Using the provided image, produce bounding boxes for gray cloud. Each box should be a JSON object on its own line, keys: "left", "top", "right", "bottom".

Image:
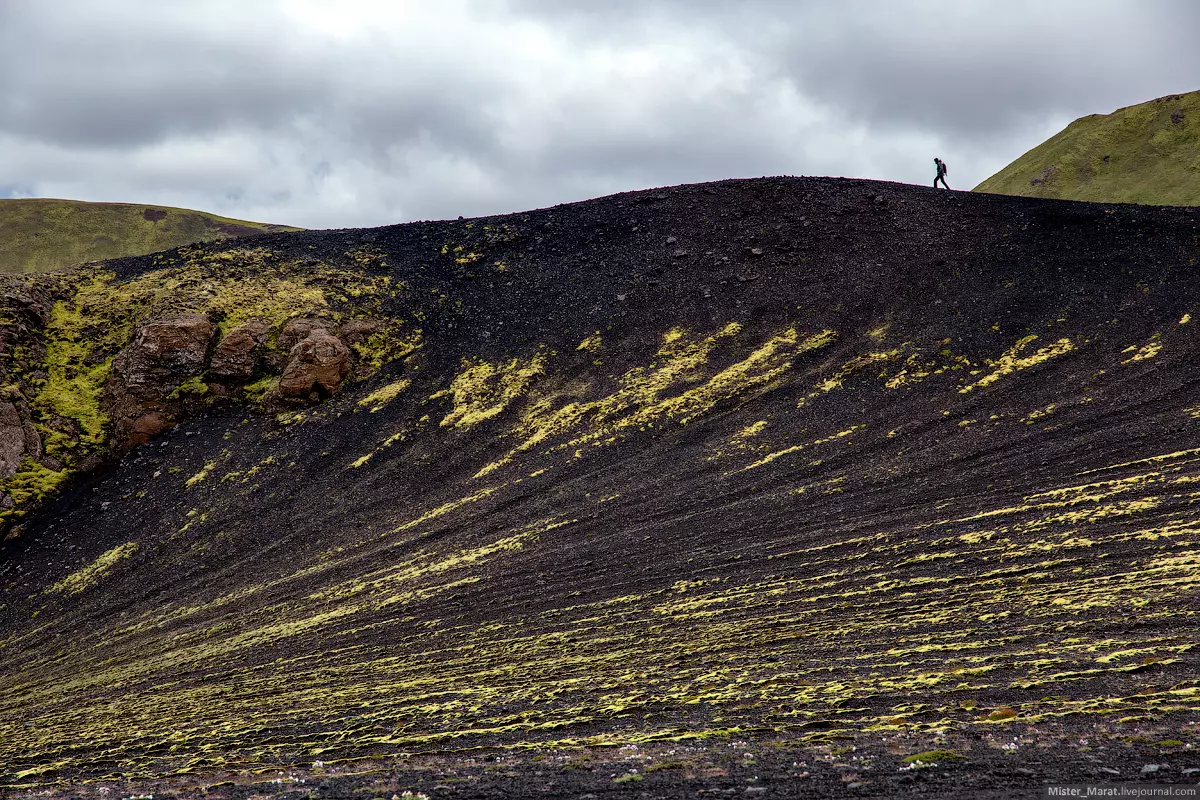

{"left": 0, "top": 1, "right": 1195, "bottom": 228}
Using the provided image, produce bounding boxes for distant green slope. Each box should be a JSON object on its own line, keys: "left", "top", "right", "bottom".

{"left": 974, "top": 90, "right": 1200, "bottom": 205}
{"left": 0, "top": 199, "right": 301, "bottom": 273}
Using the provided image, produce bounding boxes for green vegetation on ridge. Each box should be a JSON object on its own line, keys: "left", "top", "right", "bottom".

{"left": 975, "top": 90, "right": 1200, "bottom": 205}
{"left": 0, "top": 198, "right": 301, "bottom": 274}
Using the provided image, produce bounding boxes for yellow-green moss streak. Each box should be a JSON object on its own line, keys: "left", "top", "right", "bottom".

{"left": 472, "top": 325, "right": 835, "bottom": 479}
{"left": 433, "top": 353, "right": 548, "bottom": 430}
{"left": 35, "top": 282, "right": 115, "bottom": 452}
{"left": 47, "top": 541, "right": 138, "bottom": 596}
{"left": 358, "top": 380, "right": 412, "bottom": 413}
{"left": 960, "top": 335, "right": 1075, "bottom": 393}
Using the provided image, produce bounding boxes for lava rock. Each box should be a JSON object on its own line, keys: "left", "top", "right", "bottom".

{"left": 338, "top": 318, "right": 382, "bottom": 347}
{"left": 279, "top": 330, "right": 351, "bottom": 398}
{"left": 209, "top": 320, "right": 270, "bottom": 381}
{"left": 106, "top": 313, "right": 215, "bottom": 449}
{"left": 279, "top": 318, "right": 331, "bottom": 354}
{"left": 0, "top": 401, "right": 34, "bottom": 478}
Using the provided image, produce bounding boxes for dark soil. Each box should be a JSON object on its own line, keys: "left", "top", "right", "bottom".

{"left": 3, "top": 177, "right": 1200, "bottom": 798}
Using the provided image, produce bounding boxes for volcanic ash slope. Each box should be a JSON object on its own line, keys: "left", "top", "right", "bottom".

{"left": 1, "top": 177, "right": 1200, "bottom": 786}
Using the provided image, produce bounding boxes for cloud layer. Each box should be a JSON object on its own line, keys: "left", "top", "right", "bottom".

{"left": 1, "top": 0, "right": 1196, "bottom": 228}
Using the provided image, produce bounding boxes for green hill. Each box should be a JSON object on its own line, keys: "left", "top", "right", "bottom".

{"left": 974, "top": 90, "right": 1200, "bottom": 205}
{"left": 0, "top": 198, "right": 301, "bottom": 273}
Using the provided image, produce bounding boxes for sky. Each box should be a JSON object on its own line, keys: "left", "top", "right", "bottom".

{"left": 1, "top": 0, "right": 1197, "bottom": 229}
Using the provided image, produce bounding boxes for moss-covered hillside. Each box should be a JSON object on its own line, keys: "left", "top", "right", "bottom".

{"left": 0, "top": 198, "right": 301, "bottom": 274}
{"left": 2, "top": 178, "right": 1200, "bottom": 796}
{"left": 975, "top": 90, "right": 1200, "bottom": 206}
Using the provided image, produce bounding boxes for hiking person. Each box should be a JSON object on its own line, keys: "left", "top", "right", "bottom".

{"left": 934, "top": 157, "right": 949, "bottom": 189}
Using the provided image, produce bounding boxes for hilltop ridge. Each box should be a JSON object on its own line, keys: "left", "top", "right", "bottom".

{"left": 2, "top": 176, "right": 1200, "bottom": 797}
{"left": 0, "top": 198, "right": 301, "bottom": 274}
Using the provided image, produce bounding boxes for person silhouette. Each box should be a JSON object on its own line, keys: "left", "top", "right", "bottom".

{"left": 934, "top": 158, "right": 950, "bottom": 189}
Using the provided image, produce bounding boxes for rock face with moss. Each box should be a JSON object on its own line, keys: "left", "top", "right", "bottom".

{"left": 208, "top": 320, "right": 270, "bottom": 381}
{"left": 107, "top": 313, "right": 216, "bottom": 447}
{"left": 4, "top": 177, "right": 1200, "bottom": 795}
{"left": 0, "top": 241, "right": 423, "bottom": 533}
{"left": 975, "top": 90, "right": 1200, "bottom": 205}
{"left": 0, "top": 401, "right": 40, "bottom": 479}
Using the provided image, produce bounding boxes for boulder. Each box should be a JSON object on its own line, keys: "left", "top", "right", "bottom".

{"left": 127, "top": 411, "right": 174, "bottom": 441}
{"left": 106, "top": 313, "right": 215, "bottom": 449}
{"left": 338, "top": 318, "right": 381, "bottom": 347}
{"left": 279, "top": 330, "right": 351, "bottom": 398}
{"left": 112, "top": 314, "right": 214, "bottom": 394}
{"left": 209, "top": 320, "right": 270, "bottom": 380}
{"left": 278, "top": 318, "right": 331, "bottom": 354}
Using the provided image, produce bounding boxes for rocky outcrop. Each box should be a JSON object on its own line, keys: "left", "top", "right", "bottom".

{"left": 0, "top": 280, "right": 58, "bottom": 520}
{"left": 105, "top": 313, "right": 359, "bottom": 446}
{"left": 278, "top": 318, "right": 331, "bottom": 354}
{"left": 0, "top": 398, "right": 41, "bottom": 479}
{"left": 279, "top": 330, "right": 351, "bottom": 399}
{"left": 106, "top": 314, "right": 215, "bottom": 449}
{"left": 209, "top": 320, "right": 270, "bottom": 381}
{"left": 0, "top": 404, "right": 23, "bottom": 479}
{"left": 0, "top": 250, "right": 415, "bottom": 534}
{"left": 337, "top": 318, "right": 380, "bottom": 347}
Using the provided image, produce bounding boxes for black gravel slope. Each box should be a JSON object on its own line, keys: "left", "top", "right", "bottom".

{"left": 2, "top": 177, "right": 1200, "bottom": 798}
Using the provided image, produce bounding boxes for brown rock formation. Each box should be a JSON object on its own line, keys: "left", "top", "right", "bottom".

{"left": 209, "top": 320, "right": 270, "bottom": 381}
{"left": 279, "top": 330, "right": 350, "bottom": 399}
{"left": 106, "top": 313, "right": 215, "bottom": 449}
{"left": 278, "top": 318, "right": 331, "bottom": 354}
{"left": 337, "top": 318, "right": 380, "bottom": 347}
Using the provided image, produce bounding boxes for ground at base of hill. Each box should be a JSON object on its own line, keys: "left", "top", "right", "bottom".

{"left": 12, "top": 723, "right": 1200, "bottom": 800}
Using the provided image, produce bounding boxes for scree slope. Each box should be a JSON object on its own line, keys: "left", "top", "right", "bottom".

{"left": 1, "top": 177, "right": 1199, "bottom": 798}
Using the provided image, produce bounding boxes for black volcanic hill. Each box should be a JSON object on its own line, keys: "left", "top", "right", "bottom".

{"left": 2, "top": 177, "right": 1200, "bottom": 797}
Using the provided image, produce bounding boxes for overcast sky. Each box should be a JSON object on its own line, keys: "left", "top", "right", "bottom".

{"left": 1, "top": 1, "right": 1197, "bottom": 229}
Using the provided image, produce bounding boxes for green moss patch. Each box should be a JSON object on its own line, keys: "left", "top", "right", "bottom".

{"left": 903, "top": 750, "right": 965, "bottom": 764}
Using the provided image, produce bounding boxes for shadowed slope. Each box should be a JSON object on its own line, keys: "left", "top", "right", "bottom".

{"left": 1, "top": 177, "right": 1200, "bottom": 794}
{"left": 975, "top": 90, "right": 1200, "bottom": 206}
{"left": 0, "top": 198, "right": 301, "bottom": 273}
